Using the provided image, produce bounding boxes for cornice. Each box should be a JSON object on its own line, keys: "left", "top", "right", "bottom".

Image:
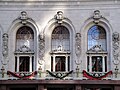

{"left": 0, "top": 0, "right": 119, "bottom": 5}
{"left": 0, "top": 0, "right": 119, "bottom": 9}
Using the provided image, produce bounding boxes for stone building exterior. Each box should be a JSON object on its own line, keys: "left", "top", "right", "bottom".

{"left": 0, "top": 0, "right": 120, "bottom": 90}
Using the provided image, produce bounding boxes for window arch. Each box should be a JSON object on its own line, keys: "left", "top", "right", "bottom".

{"left": 51, "top": 26, "right": 70, "bottom": 72}
{"left": 51, "top": 26, "right": 70, "bottom": 51}
{"left": 87, "top": 25, "right": 107, "bottom": 73}
{"left": 15, "top": 26, "right": 34, "bottom": 72}
{"left": 88, "top": 25, "right": 106, "bottom": 51}
{"left": 16, "top": 26, "right": 34, "bottom": 52}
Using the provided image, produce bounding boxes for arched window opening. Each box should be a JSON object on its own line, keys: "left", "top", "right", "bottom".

{"left": 52, "top": 26, "right": 70, "bottom": 51}
{"left": 88, "top": 25, "right": 106, "bottom": 51}
{"left": 16, "top": 26, "right": 34, "bottom": 52}
{"left": 51, "top": 26, "right": 70, "bottom": 72}
{"left": 87, "top": 25, "right": 107, "bottom": 73}
{"left": 15, "top": 26, "right": 34, "bottom": 72}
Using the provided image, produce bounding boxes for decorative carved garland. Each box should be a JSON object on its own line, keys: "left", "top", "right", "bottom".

{"left": 46, "top": 70, "right": 73, "bottom": 79}
{"left": 82, "top": 70, "right": 112, "bottom": 80}
{"left": 7, "top": 71, "right": 37, "bottom": 79}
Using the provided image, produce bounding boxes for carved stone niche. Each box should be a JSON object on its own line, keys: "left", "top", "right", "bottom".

{"left": 54, "top": 11, "right": 64, "bottom": 24}
{"left": 93, "top": 10, "right": 102, "bottom": 24}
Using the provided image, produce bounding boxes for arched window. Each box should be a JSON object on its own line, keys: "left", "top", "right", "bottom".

{"left": 16, "top": 26, "right": 34, "bottom": 52}
{"left": 87, "top": 25, "right": 107, "bottom": 72}
{"left": 51, "top": 26, "right": 70, "bottom": 72}
{"left": 88, "top": 25, "right": 106, "bottom": 51}
{"left": 15, "top": 26, "right": 34, "bottom": 72}
{"left": 52, "top": 26, "right": 70, "bottom": 51}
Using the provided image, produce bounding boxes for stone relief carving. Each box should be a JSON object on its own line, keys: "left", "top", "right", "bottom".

{"left": 75, "top": 33, "right": 81, "bottom": 57}
{"left": 87, "top": 45, "right": 105, "bottom": 53}
{"left": 39, "top": 34, "right": 45, "bottom": 61}
{"left": 54, "top": 11, "right": 64, "bottom": 24}
{"left": 93, "top": 10, "right": 102, "bottom": 24}
{"left": 112, "top": 32, "right": 120, "bottom": 65}
{"left": 1, "top": 33, "right": 9, "bottom": 66}
{"left": 2, "top": 33, "right": 8, "bottom": 58}
{"left": 75, "top": 33, "right": 82, "bottom": 67}
{"left": 20, "top": 11, "right": 28, "bottom": 24}
{"left": 16, "top": 45, "right": 32, "bottom": 52}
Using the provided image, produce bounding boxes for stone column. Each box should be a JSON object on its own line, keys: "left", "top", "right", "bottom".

{"left": 89, "top": 56, "right": 92, "bottom": 72}
{"left": 17, "top": 56, "right": 20, "bottom": 72}
{"left": 29, "top": 56, "right": 32, "bottom": 72}
{"left": 102, "top": 56, "right": 105, "bottom": 72}
{"left": 66, "top": 55, "right": 68, "bottom": 72}
{"left": 53, "top": 55, "right": 55, "bottom": 72}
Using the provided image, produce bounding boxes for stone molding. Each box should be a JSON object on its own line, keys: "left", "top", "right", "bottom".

{"left": 0, "top": 0, "right": 118, "bottom": 7}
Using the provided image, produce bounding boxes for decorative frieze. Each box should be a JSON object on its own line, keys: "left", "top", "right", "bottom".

{"left": 112, "top": 32, "right": 120, "bottom": 64}
{"left": 39, "top": 34, "right": 45, "bottom": 61}
{"left": 2, "top": 33, "right": 8, "bottom": 58}
{"left": 75, "top": 33, "right": 81, "bottom": 57}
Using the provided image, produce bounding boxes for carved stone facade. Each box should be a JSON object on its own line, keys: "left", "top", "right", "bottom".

{"left": 0, "top": 0, "right": 120, "bottom": 90}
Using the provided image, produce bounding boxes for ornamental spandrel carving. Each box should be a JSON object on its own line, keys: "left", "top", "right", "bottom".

{"left": 112, "top": 32, "right": 120, "bottom": 63}
{"left": 93, "top": 10, "right": 102, "bottom": 24}
{"left": 2, "top": 33, "right": 8, "bottom": 58}
{"left": 39, "top": 34, "right": 45, "bottom": 60}
{"left": 75, "top": 33, "right": 81, "bottom": 57}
